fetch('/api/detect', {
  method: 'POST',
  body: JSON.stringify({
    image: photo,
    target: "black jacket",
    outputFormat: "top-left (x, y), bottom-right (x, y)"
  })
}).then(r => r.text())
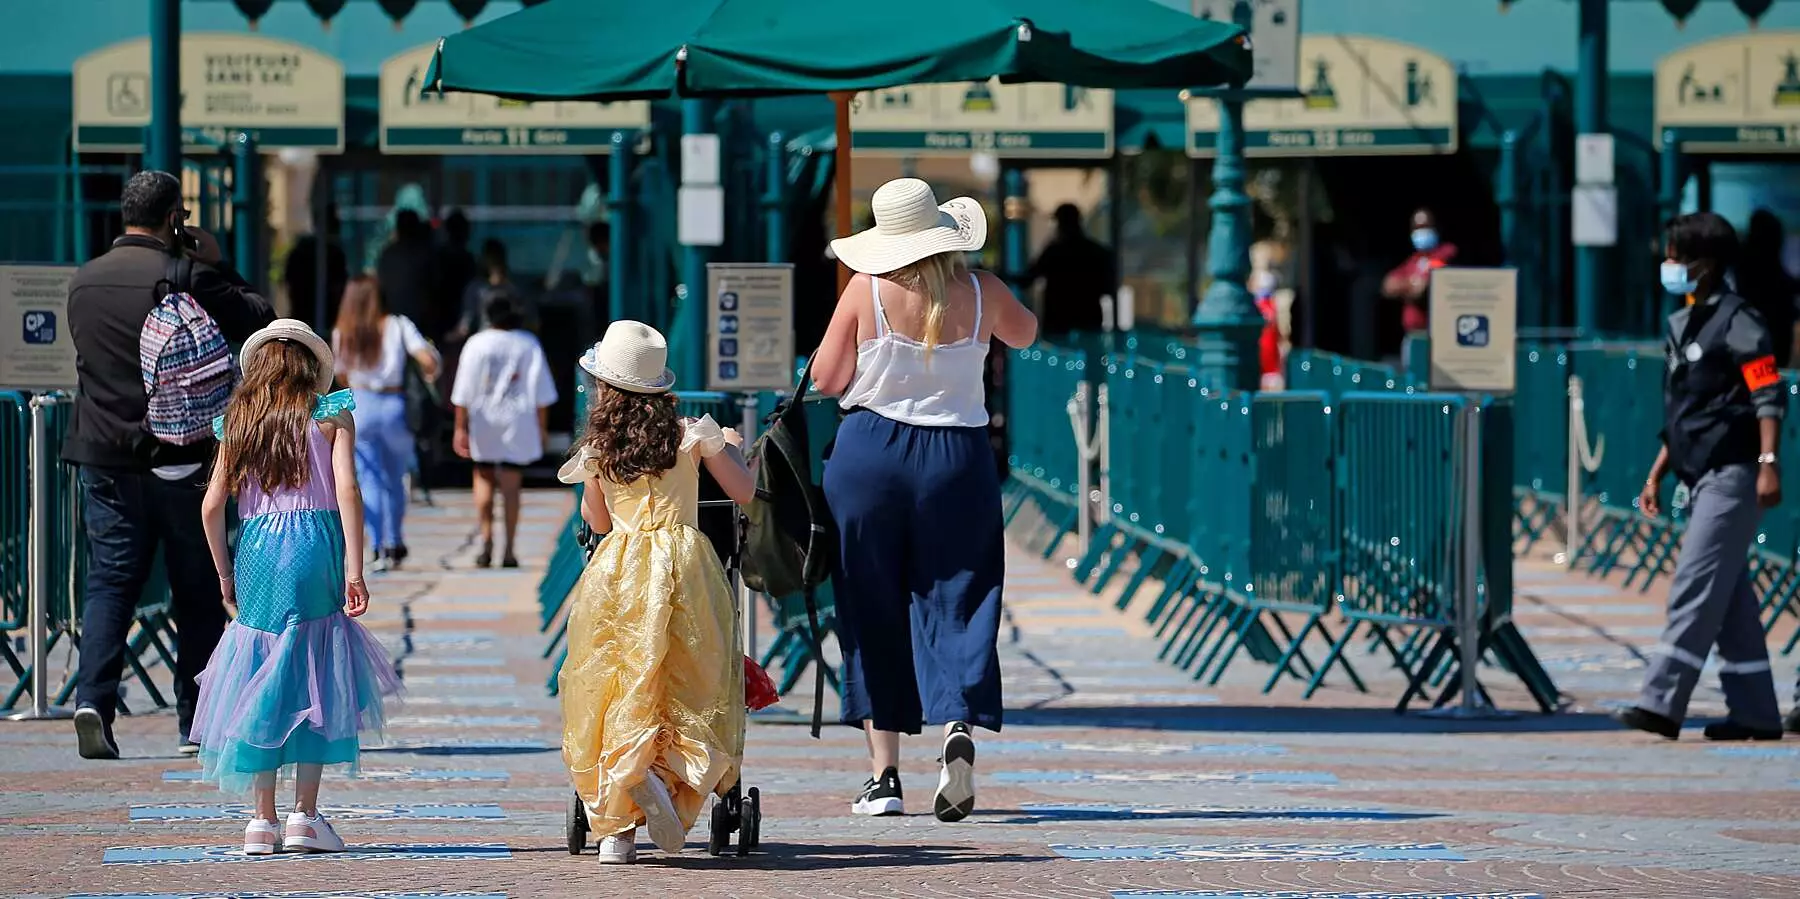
top-left (1662, 290), bottom-right (1785, 485)
top-left (62, 235), bottom-right (275, 470)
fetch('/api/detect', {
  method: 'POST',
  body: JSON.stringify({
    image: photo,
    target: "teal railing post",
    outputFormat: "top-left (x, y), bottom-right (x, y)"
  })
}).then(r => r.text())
top-left (1190, 90), bottom-right (1260, 391)
top-left (763, 131), bottom-right (786, 263)
top-left (232, 132), bottom-right (261, 293)
top-left (1002, 166), bottom-right (1029, 291)
top-left (1573, 0), bottom-right (1608, 336)
top-left (1658, 127), bottom-right (1683, 318)
top-left (1497, 131), bottom-right (1518, 265)
top-left (607, 130), bottom-right (635, 325)
top-left (146, 0), bottom-right (181, 176)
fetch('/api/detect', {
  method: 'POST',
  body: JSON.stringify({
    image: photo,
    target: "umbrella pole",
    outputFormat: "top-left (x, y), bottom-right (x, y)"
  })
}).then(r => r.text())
top-left (831, 91), bottom-right (854, 295)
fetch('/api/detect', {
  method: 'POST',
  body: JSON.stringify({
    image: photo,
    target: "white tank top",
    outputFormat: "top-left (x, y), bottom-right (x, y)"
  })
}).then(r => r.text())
top-left (838, 275), bottom-right (991, 428)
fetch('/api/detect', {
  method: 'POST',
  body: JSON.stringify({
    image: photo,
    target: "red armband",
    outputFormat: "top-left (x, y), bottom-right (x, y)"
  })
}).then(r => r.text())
top-left (1742, 355), bottom-right (1780, 391)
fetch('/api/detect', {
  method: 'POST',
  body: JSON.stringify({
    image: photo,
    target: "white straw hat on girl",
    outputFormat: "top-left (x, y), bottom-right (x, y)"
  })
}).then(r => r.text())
top-left (580, 320), bottom-right (677, 394)
top-left (239, 319), bottom-right (335, 393)
top-left (829, 178), bottom-right (988, 275)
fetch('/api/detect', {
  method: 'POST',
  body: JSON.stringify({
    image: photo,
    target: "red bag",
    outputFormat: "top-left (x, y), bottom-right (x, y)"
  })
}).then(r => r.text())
top-left (744, 655), bottom-right (779, 711)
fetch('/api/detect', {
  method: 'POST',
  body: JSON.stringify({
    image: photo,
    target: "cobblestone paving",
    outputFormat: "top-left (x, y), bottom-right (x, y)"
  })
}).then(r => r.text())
top-left (6, 491), bottom-right (1800, 898)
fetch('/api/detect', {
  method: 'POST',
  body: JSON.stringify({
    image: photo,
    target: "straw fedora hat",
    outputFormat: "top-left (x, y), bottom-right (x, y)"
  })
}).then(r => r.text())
top-left (239, 319), bottom-right (335, 393)
top-left (829, 178), bottom-right (987, 275)
top-left (580, 320), bottom-right (676, 394)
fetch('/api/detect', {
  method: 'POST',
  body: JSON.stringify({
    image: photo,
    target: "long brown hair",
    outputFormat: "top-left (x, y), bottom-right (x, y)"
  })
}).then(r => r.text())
top-left (333, 275), bottom-right (385, 372)
top-left (884, 251), bottom-right (964, 358)
top-left (578, 382), bottom-right (680, 485)
top-left (216, 340), bottom-right (321, 495)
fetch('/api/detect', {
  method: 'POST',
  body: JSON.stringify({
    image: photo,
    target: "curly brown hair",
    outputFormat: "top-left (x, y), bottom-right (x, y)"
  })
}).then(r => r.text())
top-left (578, 382), bottom-right (681, 484)
top-left (216, 339), bottom-right (320, 495)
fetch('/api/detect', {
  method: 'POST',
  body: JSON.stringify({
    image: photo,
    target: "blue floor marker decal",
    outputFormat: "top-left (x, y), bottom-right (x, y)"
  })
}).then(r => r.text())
top-left (1709, 746), bottom-right (1800, 759)
top-left (984, 741), bottom-right (1287, 757)
top-left (402, 675), bottom-right (519, 687)
top-left (996, 770), bottom-right (1338, 785)
top-left (1517, 583), bottom-right (1626, 598)
top-left (1111, 892), bottom-right (1540, 899)
top-left (408, 631), bottom-right (499, 645)
top-left (101, 843), bottom-right (512, 865)
top-left (402, 694), bottom-right (527, 708)
top-left (165, 768), bottom-right (510, 783)
top-left (131, 804), bottom-right (506, 821)
top-left (408, 610), bottom-right (506, 623)
top-left (69, 893), bottom-right (508, 899)
top-left (389, 714), bottom-right (541, 728)
top-left (1013, 803), bottom-right (1438, 823)
top-left (366, 739), bottom-right (554, 755)
top-left (1053, 842), bottom-right (1464, 862)
top-left (401, 656), bottom-right (507, 668)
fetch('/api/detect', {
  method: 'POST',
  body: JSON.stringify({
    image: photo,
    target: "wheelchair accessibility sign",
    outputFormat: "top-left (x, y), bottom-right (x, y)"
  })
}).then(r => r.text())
top-left (1428, 267), bottom-right (1516, 394)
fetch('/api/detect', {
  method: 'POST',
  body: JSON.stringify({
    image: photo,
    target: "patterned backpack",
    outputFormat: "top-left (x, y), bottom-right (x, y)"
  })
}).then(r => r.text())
top-left (140, 257), bottom-right (237, 445)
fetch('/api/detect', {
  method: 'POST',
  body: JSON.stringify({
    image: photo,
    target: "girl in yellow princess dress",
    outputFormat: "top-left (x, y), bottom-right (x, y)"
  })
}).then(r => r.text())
top-left (557, 321), bottom-right (754, 865)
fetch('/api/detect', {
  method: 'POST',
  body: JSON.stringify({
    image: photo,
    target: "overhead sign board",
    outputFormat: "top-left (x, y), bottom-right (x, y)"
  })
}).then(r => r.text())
top-left (706, 264), bottom-right (796, 392)
top-left (73, 34), bottom-right (344, 153)
top-left (379, 44), bottom-right (649, 154)
top-left (1188, 35), bottom-right (1457, 158)
top-left (850, 80), bottom-right (1114, 158)
top-left (1428, 267), bottom-right (1517, 395)
top-left (0, 265), bottom-right (79, 391)
top-left (1654, 31), bottom-right (1800, 152)
top-left (1189, 0), bottom-right (1301, 92)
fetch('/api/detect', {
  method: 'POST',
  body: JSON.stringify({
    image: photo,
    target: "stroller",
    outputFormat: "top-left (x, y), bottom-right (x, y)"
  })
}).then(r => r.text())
top-left (563, 466), bottom-right (764, 858)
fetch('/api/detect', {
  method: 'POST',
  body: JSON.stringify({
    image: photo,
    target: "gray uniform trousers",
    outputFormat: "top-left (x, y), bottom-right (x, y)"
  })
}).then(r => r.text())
top-left (1635, 464), bottom-right (1782, 730)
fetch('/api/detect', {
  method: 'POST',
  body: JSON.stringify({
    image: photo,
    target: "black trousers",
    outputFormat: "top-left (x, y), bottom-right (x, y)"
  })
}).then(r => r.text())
top-left (74, 465), bottom-right (229, 735)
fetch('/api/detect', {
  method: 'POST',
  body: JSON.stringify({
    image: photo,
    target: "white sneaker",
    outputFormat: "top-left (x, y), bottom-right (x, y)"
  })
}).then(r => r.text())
top-left (629, 773), bottom-right (686, 854)
top-left (933, 722), bottom-right (977, 822)
top-left (597, 827), bottom-right (638, 864)
top-left (283, 810), bottom-right (347, 853)
top-left (243, 818), bottom-right (281, 856)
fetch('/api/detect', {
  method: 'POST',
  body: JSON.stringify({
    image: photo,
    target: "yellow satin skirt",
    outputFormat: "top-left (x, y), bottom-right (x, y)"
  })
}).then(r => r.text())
top-left (560, 526), bottom-right (745, 837)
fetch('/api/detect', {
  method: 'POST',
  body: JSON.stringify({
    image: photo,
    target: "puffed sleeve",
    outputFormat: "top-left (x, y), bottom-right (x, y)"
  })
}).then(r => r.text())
top-left (678, 414), bottom-right (729, 458)
top-left (312, 389), bottom-right (358, 429)
top-left (558, 445), bottom-right (603, 485)
top-left (212, 415), bottom-right (227, 441)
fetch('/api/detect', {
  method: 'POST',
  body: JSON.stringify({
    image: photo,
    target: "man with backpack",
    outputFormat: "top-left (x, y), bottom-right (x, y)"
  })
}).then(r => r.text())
top-left (62, 170), bottom-right (275, 760)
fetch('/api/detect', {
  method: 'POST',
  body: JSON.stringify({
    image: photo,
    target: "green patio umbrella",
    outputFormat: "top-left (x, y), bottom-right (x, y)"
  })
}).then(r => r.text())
top-left (425, 0), bottom-right (1250, 272)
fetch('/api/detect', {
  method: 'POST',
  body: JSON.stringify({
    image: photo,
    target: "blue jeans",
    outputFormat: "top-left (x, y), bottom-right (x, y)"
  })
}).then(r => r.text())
top-left (75, 465), bottom-right (229, 734)
top-left (352, 390), bottom-right (412, 550)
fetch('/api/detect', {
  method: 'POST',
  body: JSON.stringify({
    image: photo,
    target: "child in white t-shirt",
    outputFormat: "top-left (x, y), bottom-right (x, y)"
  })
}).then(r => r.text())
top-left (450, 294), bottom-right (559, 568)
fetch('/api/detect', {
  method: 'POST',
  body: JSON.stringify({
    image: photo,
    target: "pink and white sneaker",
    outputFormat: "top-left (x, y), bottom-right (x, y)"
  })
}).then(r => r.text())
top-left (243, 818), bottom-right (281, 856)
top-left (283, 810), bottom-right (346, 853)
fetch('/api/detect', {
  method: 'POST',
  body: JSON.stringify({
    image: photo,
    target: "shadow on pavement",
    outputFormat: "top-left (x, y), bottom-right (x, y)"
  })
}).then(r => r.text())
top-left (1009, 705), bottom-right (1625, 734)
top-left (520, 843), bottom-right (1059, 869)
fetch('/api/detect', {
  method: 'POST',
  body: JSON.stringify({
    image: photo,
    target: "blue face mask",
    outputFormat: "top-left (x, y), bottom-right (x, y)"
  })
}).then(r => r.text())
top-left (1411, 228), bottom-right (1439, 252)
top-left (1661, 261), bottom-right (1698, 296)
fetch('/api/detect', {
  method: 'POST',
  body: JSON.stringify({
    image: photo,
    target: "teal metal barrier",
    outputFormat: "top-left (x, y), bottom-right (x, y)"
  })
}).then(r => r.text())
top-left (1285, 350), bottom-right (1408, 396)
top-left (0, 393), bottom-right (28, 686)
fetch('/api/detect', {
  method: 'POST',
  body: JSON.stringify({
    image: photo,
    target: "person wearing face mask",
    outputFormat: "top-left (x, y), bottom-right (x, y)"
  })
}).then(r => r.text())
top-left (1380, 208), bottom-right (1457, 341)
top-left (1615, 211), bottom-right (1786, 743)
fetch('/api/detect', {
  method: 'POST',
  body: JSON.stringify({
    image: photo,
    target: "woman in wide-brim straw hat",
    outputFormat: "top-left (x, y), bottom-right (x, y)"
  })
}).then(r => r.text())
top-left (810, 177), bottom-right (1039, 823)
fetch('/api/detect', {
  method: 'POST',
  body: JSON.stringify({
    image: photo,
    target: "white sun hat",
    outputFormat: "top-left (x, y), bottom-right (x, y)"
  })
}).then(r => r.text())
top-left (239, 319), bottom-right (335, 393)
top-left (580, 320), bottom-right (677, 394)
top-left (828, 178), bottom-right (988, 275)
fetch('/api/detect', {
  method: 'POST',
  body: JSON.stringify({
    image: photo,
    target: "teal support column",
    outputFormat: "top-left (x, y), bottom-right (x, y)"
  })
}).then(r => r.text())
top-left (232, 133), bottom-right (261, 293)
top-left (1574, 0), bottom-right (1608, 336)
top-left (1497, 131), bottom-right (1523, 324)
top-left (674, 99), bottom-right (718, 389)
top-left (1001, 166), bottom-right (1029, 291)
top-left (147, 0), bottom-right (181, 174)
top-left (1190, 94), bottom-right (1261, 391)
top-left (606, 130), bottom-right (635, 326)
top-left (1658, 129), bottom-right (1683, 321)
top-left (763, 131), bottom-right (786, 263)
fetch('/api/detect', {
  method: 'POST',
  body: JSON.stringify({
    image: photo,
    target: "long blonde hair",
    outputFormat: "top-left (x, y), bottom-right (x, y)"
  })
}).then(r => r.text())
top-left (216, 340), bottom-right (320, 495)
top-left (884, 252), bottom-right (965, 358)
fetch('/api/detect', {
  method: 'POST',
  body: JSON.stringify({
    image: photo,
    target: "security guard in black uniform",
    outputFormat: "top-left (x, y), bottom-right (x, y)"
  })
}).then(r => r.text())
top-left (1616, 212), bottom-right (1786, 741)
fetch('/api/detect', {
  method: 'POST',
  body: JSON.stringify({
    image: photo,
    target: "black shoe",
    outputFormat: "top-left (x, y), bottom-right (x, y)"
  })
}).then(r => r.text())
top-left (475, 543), bottom-right (493, 568)
top-left (74, 706), bottom-right (119, 760)
top-left (1614, 706), bottom-right (1681, 740)
top-left (391, 544), bottom-right (409, 564)
top-left (382, 546), bottom-right (405, 571)
top-left (1703, 719), bottom-right (1784, 741)
top-left (933, 722), bottom-right (977, 822)
top-left (1785, 707), bottom-right (1800, 734)
top-left (177, 740), bottom-right (200, 756)
top-left (852, 766), bottom-right (904, 817)
top-left (501, 554), bottom-right (520, 569)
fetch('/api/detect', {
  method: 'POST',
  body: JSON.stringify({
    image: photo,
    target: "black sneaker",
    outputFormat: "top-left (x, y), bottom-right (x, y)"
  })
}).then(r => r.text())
top-left (1614, 705), bottom-right (1681, 740)
top-left (501, 554), bottom-right (520, 569)
top-left (851, 766), bottom-right (904, 816)
top-left (933, 722), bottom-right (977, 822)
top-left (1703, 720), bottom-right (1784, 741)
top-left (474, 544), bottom-right (493, 568)
top-left (73, 706), bottom-right (119, 760)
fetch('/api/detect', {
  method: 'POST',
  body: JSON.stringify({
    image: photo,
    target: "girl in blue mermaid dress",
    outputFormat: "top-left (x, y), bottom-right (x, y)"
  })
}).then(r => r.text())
top-left (191, 320), bottom-right (402, 856)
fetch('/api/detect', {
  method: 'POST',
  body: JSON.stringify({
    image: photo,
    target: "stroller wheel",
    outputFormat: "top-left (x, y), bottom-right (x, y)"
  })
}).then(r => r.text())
top-left (744, 787), bottom-right (762, 851)
top-left (707, 801), bottom-right (730, 856)
top-left (566, 792), bottom-right (589, 855)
